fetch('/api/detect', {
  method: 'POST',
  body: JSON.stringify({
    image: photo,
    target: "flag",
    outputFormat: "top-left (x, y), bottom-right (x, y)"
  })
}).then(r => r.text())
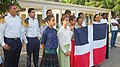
top-left (74, 27), bottom-right (90, 67)
top-left (92, 23), bottom-right (107, 66)
top-left (73, 23), bottom-right (107, 67)
top-left (70, 40), bottom-right (75, 67)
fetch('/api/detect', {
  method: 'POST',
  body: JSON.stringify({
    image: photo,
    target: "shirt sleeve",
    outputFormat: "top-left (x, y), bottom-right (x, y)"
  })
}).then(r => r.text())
top-left (1, 22), bottom-right (7, 46)
top-left (41, 29), bottom-right (47, 44)
top-left (22, 26), bottom-right (28, 44)
top-left (58, 28), bottom-right (67, 53)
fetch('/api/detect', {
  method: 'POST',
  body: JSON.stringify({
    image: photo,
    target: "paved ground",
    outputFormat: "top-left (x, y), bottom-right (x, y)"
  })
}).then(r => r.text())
top-left (0, 33), bottom-right (120, 67)
top-left (101, 32), bottom-right (120, 67)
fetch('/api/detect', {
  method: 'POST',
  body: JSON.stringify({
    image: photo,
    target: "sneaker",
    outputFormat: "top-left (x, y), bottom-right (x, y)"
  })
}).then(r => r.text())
top-left (111, 47), bottom-right (113, 49)
top-left (113, 46), bottom-right (117, 48)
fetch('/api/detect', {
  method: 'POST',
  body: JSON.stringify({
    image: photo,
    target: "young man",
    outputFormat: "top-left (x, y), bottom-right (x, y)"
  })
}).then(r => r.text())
top-left (23, 8), bottom-right (40, 67)
top-left (40, 9), bottom-right (53, 35)
top-left (101, 13), bottom-right (108, 24)
top-left (1, 4), bottom-right (22, 67)
top-left (78, 12), bottom-right (86, 27)
top-left (110, 13), bottom-right (120, 49)
top-left (64, 9), bottom-right (71, 17)
top-left (76, 17), bottom-right (83, 28)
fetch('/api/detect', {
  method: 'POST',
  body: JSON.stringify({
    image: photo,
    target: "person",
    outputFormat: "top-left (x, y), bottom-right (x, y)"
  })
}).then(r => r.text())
top-left (78, 12), bottom-right (86, 27)
top-left (76, 17), bottom-right (83, 28)
top-left (22, 8), bottom-right (40, 67)
top-left (64, 9), bottom-right (71, 17)
top-left (101, 13), bottom-right (109, 58)
top-left (46, 9), bottom-right (53, 16)
top-left (40, 9), bottom-right (53, 35)
top-left (92, 14), bottom-right (101, 67)
top-left (0, 16), bottom-right (4, 66)
top-left (110, 13), bottom-right (120, 49)
top-left (0, 4), bottom-right (22, 67)
top-left (40, 15), bottom-right (59, 67)
top-left (58, 15), bottom-right (72, 67)
top-left (101, 13), bottom-right (108, 24)
top-left (69, 15), bottom-right (76, 67)
top-left (69, 15), bottom-right (76, 28)
top-left (93, 14), bottom-right (101, 24)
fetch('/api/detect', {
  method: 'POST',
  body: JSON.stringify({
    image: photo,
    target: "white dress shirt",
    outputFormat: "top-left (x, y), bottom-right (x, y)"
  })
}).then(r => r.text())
top-left (1, 13), bottom-right (22, 46)
top-left (58, 26), bottom-right (73, 53)
top-left (0, 23), bottom-right (4, 44)
top-left (23, 17), bottom-right (39, 44)
top-left (111, 18), bottom-right (119, 31)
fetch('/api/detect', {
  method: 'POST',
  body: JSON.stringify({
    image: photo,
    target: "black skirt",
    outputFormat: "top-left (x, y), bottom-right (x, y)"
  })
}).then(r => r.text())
top-left (40, 49), bottom-right (59, 67)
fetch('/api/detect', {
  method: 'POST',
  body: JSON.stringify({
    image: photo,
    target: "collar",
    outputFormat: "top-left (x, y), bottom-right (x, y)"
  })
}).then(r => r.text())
top-left (7, 13), bottom-right (17, 18)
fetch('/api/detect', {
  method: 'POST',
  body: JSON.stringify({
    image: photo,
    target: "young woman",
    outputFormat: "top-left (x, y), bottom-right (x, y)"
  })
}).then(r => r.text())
top-left (93, 14), bottom-right (101, 24)
top-left (40, 15), bottom-right (59, 67)
top-left (58, 15), bottom-right (72, 67)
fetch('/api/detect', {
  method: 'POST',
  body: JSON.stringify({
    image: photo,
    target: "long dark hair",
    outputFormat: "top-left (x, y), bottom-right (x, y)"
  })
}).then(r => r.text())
top-left (93, 14), bottom-right (99, 21)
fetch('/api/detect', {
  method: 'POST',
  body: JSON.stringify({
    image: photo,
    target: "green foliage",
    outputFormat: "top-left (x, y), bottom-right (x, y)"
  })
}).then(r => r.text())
top-left (0, 0), bottom-right (21, 14)
top-left (61, 0), bottom-right (120, 16)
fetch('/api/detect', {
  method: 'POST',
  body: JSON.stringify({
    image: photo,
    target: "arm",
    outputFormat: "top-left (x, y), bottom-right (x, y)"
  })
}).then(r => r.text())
top-left (1, 22), bottom-right (11, 50)
top-left (111, 23), bottom-right (119, 26)
top-left (41, 30), bottom-right (47, 52)
top-left (58, 29), bottom-right (67, 53)
top-left (22, 25), bottom-right (28, 44)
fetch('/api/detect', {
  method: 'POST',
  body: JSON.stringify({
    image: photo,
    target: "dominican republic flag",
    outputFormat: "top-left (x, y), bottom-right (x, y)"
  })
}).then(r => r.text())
top-left (73, 23), bottom-right (107, 67)
top-left (74, 26), bottom-right (90, 67)
top-left (92, 23), bottom-right (107, 66)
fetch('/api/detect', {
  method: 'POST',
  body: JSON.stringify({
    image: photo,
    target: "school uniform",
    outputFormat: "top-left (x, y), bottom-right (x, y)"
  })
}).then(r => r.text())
top-left (0, 13), bottom-right (22, 67)
top-left (23, 17), bottom-right (40, 67)
top-left (40, 26), bottom-right (59, 67)
top-left (0, 23), bottom-right (3, 65)
top-left (58, 26), bottom-right (73, 67)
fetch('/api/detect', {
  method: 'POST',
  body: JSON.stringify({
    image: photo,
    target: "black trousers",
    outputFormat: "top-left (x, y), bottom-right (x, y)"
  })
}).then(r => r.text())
top-left (26, 37), bottom-right (40, 67)
top-left (3, 37), bottom-right (22, 67)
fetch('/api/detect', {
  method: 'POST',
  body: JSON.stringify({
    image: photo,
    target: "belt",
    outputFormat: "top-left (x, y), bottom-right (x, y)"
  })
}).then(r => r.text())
top-left (4, 37), bottom-right (20, 40)
top-left (26, 37), bottom-right (38, 39)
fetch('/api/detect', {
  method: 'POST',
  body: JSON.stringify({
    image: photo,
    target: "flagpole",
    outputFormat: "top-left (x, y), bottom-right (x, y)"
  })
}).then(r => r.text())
top-left (105, 24), bottom-right (109, 59)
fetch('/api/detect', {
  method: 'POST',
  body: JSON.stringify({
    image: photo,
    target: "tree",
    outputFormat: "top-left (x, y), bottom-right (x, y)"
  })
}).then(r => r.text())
top-left (0, 0), bottom-right (21, 14)
top-left (0, 0), bottom-right (21, 23)
top-left (61, 0), bottom-right (120, 16)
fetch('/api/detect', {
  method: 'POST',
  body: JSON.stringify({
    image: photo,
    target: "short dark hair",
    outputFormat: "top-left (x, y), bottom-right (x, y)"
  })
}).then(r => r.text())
top-left (46, 9), bottom-right (52, 14)
top-left (28, 8), bottom-right (35, 13)
top-left (93, 14), bottom-right (99, 21)
top-left (77, 17), bottom-right (83, 22)
top-left (101, 13), bottom-right (107, 17)
top-left (65, 10), bottom-right (71, 14)
top-left (69, 15), bottom-right (76, 22)
top-left (7, 4), bottom-right (16, 10)
top-left (78, 12), bottom-right (83, 17)
top-left (111, 11), bottom-right (116, 18)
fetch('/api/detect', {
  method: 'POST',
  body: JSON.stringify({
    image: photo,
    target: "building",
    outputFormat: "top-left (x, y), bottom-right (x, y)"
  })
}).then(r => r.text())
top-left (18, 0), bottom-right (111, 29)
